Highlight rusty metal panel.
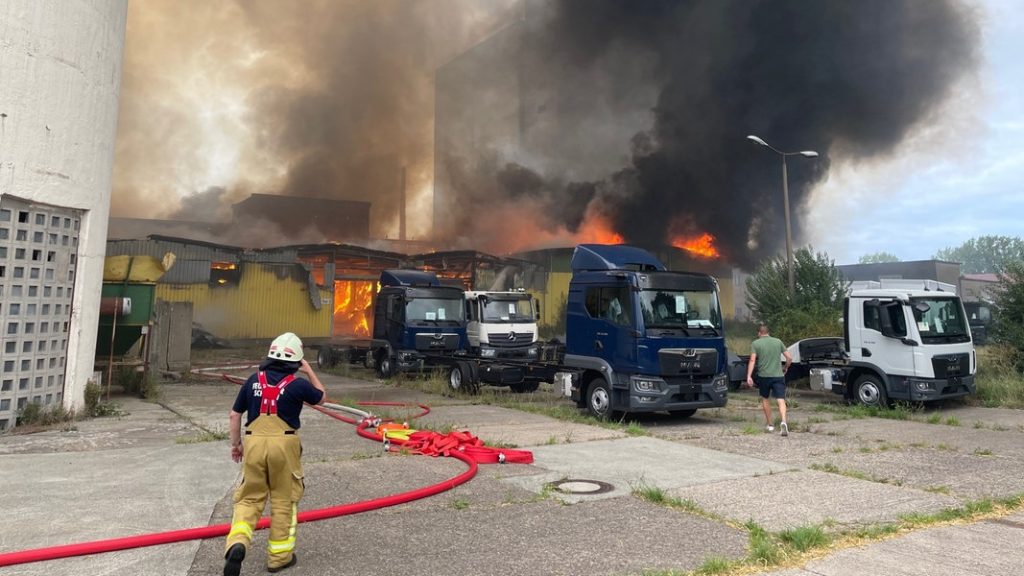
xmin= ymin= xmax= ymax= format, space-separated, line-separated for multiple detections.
xmin=160 ymin=259 xmax=212 ymax=284
xmin=106 ymin=237 xmax=243 ymax=263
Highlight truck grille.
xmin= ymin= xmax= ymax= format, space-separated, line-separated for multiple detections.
xmin=413 ymin=333 xmax=460 ymax=352
xmin=932 ymin=353 xmax=969 ymax=379
xmin=658 ymin=348 xmax=718 ymax=378
xmin=486 ymin=331 xmax=534 ymax=348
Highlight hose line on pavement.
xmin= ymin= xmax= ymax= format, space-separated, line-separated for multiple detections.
xmin=0 ymin=384 xmax=477 ymax=567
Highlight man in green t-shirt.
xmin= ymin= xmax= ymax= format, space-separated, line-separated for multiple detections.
xmin=745 ymin=325 xmax=793 ymax=435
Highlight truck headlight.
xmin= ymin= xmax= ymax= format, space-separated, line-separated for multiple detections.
xmin=913 ymin=380 xmax=936 ymax=392
xmin=480 ymin=348 xmax=497 ymax=358
xmin=527 ymin=345 xmax=538 ymax=357
xmin=632 ymin=377 xmax=664 ymax=392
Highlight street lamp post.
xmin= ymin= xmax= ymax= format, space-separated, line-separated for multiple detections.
xmin=747 ymin=135 xmax=819 ymax=298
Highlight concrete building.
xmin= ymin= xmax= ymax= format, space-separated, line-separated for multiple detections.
xmin=0 ymin=1 xmax=128 ymax=429
xmin=837 ymin=260 xmax=963 ymax=288
xmin=232 ymin=194 xmax=370 ymax=244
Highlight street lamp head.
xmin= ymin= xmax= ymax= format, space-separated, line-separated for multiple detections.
xmin=746 ymin=135 xmax=769 ymax=147
xmin=799 ymin=150 xmax=819 ymax=158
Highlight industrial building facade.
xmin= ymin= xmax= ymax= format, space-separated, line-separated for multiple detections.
xmin=0 ymin=198 xmax=82 ymax=429
xmin=0 ymin=1 xmax=128 ymax=430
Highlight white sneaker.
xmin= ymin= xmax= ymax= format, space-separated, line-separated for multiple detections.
xmin=780 ymin=422 xmax=789 ymax=437
xmin=766 ymin=425 xmax=775 ymax=433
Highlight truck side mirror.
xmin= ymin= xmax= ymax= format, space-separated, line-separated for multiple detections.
xmin=534 ymin=298 xmax=541 ymax=321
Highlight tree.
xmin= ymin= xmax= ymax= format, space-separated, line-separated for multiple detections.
xmin=858 ymin=251 xmax=900 ymax=264
xmin=992 ymin=261 xmax=1024 ymax=372
xmin=745 ymin=246 xmax=848 ymax=345
xmin=933 ymin=236 xmax=1024 ymax=274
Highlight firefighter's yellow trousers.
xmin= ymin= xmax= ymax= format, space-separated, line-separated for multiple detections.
xmin=225 ymin=415 xmax=305 ymax=569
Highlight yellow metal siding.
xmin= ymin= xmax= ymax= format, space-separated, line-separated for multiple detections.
xmin=535 ymin=271 xmax=572 ymax=331
xmin=156 ymin=264 xmax=332 ymax=340
xmin=717 ymin=280 xmax=735 ymax=321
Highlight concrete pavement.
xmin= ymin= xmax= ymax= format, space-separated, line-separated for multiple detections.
xmin=0 ymin=370 xmax=1022 ymax=576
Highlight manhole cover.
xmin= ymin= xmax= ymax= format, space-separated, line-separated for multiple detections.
xmin=547 ymin=479 xmax=615 ymax=495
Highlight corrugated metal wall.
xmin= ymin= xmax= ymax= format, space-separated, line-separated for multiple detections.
xmin=156 ymin=262 xmax=332 ymax=341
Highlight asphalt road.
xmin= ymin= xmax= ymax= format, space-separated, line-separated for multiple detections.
xmin=1 ymin=367 xmax=1022 ymax=576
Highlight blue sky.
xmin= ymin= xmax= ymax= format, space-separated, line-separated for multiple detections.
xmin=806 ymin=0 xmax=1023 ymax=265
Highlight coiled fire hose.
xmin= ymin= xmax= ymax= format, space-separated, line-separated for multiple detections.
xmin=0 ymin=369 xmax=532 ymax=567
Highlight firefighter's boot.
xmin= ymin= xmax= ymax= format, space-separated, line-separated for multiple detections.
xmin=223 ymin=543 xmax=245 ymax=576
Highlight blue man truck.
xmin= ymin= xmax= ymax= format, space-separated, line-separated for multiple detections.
xmin=314 ymin=270 xmax=468 ymax=378
xmin=368 ymin=270 xmax=467 ymax=378
xmin=562 ymin=244 xmax=731 ymax=419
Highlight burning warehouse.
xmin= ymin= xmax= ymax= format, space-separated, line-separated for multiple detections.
xmin=105 ymin=236 xmax=334 ymax=342
xmin=106 ymin=236 xmax=558 ymax=345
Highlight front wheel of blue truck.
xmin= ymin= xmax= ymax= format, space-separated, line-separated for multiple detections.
xmin=375 ymin=351 xmax=394 ymax=379
xmin=586 ymin=377 xmax=612 ymax=419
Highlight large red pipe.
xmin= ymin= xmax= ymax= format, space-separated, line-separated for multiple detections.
xmin=0 ymin=399 xmax=471 ymax=568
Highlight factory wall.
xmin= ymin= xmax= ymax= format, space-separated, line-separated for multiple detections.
xmin=157 ymin=262 xmax=332 ymax=342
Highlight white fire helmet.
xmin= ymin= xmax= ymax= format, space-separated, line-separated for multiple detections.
xmin=268 ymin=332 xmax=304 ymax=362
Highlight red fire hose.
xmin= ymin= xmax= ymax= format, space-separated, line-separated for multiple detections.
xmin=0 ymin=376 xmax=530 ymax=567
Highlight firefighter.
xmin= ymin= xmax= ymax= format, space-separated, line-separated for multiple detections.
xmin=224 ymin=332 xmax=325 ymax=576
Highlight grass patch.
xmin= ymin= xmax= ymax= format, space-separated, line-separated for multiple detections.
xmin=451 ymin=498 xmax=470 ymax=510
xmin=632 ymin=482 xmax=711 ymax=518
xmin=84 ymin=379 xmax=125 ymax=418
xmin=635 ymin=493 xmax=1024 ymax=576
xmin=176 ymin=428 xmax=229 ymax=444
xmin=625 ymin=421 xmax=648 ymax=436
xmin=809 ymin=462 xmax=896 ymax=485
xmin=745 ymin=521 xmax=783 ymax=565
xmin=15 ymin=401 xmax=75 ymax=428
xmin=779 ymin=525 xmax=831 ymax=552
xmin=973 ymin=345 xmax=1024 ymax=408
xmin=693 ymin=556 xmax=734 ymax=574
xmin=900 ymin=498 xmax=997 ymax=527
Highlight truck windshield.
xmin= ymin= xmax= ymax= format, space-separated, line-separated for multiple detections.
xmin=482 ymin=298 xmax=533 ymax=323
xmin=911 ymin=297 xmax=970 ymax=343
xmin=640 ymin=289 xmax=722 ymax=330
xmin=406 ymin=298 xmax=464 ymax=324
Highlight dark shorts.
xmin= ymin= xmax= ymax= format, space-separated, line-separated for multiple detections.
xmin=757 ymin=376 xmax=786 ymax=399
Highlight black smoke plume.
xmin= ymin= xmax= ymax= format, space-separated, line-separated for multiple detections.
xmin=436 ymin=0 xmax=980 ymax=267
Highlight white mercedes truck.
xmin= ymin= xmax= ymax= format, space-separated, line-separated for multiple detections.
xmin=464 ymin=290 xmax=540 ymax=361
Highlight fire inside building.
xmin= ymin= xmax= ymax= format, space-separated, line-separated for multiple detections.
xmin=103 ymin=233 xmax=739 ymax=348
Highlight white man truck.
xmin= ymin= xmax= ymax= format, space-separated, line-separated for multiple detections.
xmin=797 ymin=280 xmax=976 ymax=407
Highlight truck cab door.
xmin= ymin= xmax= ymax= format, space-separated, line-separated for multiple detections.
xmin=855 ymin=299 xmax=916 ymax=377
xmin=594 ymin=285 xmax=638 ymax=368
xmin=465 ymin=298 xmax=480 ymax=349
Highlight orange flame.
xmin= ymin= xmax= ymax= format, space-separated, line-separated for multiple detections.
xmin=576 ymin=214 xmax=624 ymax=245
xmin=671 ymin=233 xmax=720 ymax=259
xmin=333 ymin=281 xmax=376 ymax=337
